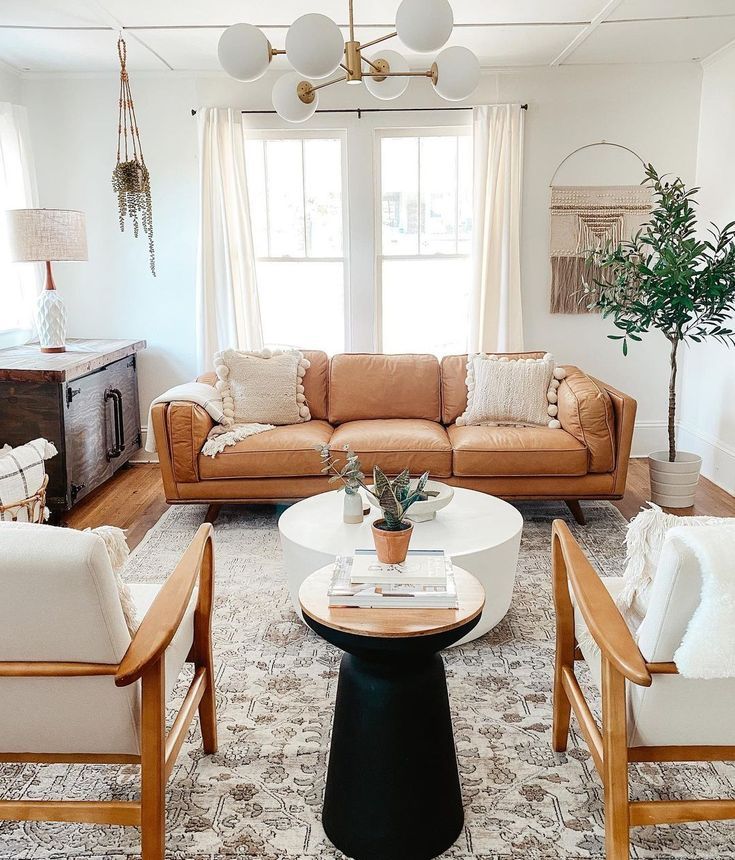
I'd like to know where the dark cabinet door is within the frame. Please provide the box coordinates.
[64,357,141,505]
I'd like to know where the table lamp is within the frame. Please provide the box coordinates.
[4,208,88,353]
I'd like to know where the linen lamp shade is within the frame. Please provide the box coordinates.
[4,208,88,354]
[5,208,88,262]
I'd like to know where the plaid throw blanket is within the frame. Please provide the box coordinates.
[0,438,57,522]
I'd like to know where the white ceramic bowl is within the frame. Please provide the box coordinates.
[366,480,454,523]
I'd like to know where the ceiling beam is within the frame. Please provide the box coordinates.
[550,0,625,66]
[82,0,173,70]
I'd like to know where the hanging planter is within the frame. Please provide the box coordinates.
[113,37,156,276]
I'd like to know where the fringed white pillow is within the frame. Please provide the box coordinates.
[457,352,567,429]
[85,525,139,637]
[617,503,735,635]
[214,347,311,426]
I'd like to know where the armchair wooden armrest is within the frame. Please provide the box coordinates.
[552,519,650,687]
[116,523,214,687]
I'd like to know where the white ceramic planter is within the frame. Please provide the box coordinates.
[648,451,702,508]
[342,490,364,524]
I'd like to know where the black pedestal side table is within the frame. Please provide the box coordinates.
[300,566,485,860]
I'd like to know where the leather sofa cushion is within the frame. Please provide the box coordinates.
[448,424,588,477]
[197,349,329,421]
[441,352,546,425]
[329,354,441,424]
[330,419,452,477]
[199,420,333,479]
[557,366,616,473]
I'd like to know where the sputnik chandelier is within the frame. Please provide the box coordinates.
[218,0,481,122]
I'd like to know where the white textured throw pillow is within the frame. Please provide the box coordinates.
[457,353,566,428]
[214,348,311,427]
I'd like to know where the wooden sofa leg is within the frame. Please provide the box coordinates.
[565,500,586,525]
[141,660,166,860]
[205,504,221,525]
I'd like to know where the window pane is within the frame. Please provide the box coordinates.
[381,137,418,254]
[256,261,344,354]
[245,139,268,257]
[265,139,305,257]
[419,136,458,254]
[381,257,471,356]
[457,135,472,255]
[304,138,343,257]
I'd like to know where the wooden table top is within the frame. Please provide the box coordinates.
[0,338,146,383]
[299,565,485,639]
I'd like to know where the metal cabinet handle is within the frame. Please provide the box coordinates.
[104,388,125,460]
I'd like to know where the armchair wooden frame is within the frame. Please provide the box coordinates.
[0,523,218,860]
[551,519,735,860]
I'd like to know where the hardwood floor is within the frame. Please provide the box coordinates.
[62,460,735,551]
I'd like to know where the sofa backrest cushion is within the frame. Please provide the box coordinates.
[556,366,616,473]
[441,352,546,425]
[328,353,441,424]
[197,349,329,421]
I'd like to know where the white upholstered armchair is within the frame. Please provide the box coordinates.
[0,521,217,860]
[552,519,735,860]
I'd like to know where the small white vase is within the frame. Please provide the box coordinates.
[343,490,364,524]
[36,289,67,353]
[648,451,702,509]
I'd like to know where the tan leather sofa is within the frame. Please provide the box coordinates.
[151,351,636,523]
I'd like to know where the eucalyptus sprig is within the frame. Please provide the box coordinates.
[584,163,735,462]
[315,444,368,496]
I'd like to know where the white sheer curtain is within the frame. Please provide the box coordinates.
[0,102,40,342]
[469,104,525,353]
[196,107,263,371]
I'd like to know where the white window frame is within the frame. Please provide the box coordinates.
[243,127,351,352]
[241,109,472,353]
[373,125,473,353]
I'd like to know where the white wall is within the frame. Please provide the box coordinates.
[0,65,20,101]
[678,45,735,495]
[20,62,702,455]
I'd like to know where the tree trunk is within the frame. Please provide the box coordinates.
[668,337,679,463]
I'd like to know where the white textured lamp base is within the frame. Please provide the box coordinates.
[36,290,67,353]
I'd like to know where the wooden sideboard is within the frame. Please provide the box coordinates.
[0,338,146,511]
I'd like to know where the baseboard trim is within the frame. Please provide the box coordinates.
[131,427,158,464]
[677,422,735,496]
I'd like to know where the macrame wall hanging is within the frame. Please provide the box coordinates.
[112,37,156,276]
[548,142,650,314]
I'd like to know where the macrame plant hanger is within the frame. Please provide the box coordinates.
[112,36,156,276]
[547,140,649,314]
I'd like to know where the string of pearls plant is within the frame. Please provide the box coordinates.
[218,0,481,122]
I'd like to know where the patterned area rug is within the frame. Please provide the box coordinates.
[2,500,735,859]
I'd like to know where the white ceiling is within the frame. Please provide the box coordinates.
[1,0,734,73]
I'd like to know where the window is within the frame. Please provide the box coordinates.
[244,133,347,354]
[377,130,472,356]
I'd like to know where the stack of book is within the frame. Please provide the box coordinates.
[327,549,458,609]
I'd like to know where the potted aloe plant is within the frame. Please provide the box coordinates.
[585,164,735,507]
[371,467,429,564]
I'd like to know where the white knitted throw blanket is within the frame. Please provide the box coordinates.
[145,382,274,456]
[671,525,735,678]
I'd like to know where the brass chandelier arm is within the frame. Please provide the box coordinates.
[360,31,398,50]
[298,73,349,103]
[360,54,382,72]
[363,70,433,78]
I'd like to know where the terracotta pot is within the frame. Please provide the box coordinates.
[371,519,414,564]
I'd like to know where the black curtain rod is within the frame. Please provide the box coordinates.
[190,104,527,117]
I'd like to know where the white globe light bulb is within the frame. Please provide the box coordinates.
[218,23,271,82]
[432,46,480,101]
[285,13,344,79]
[363,50,410,101]
[272,73,319,123]
[396,0,453,53]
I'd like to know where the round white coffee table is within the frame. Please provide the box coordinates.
[279,487,523,644]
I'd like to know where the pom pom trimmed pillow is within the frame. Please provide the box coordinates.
[214,348,311,426]
[457,352,566,428]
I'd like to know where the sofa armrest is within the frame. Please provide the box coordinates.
[590,376,637,496]
[557,366,617,474]
[151,401,214,494]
